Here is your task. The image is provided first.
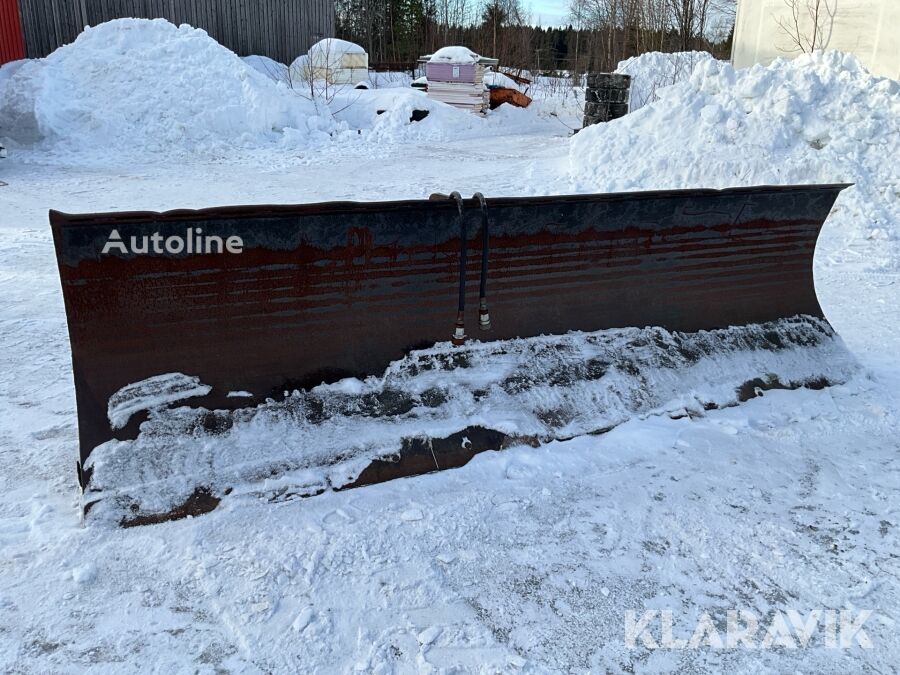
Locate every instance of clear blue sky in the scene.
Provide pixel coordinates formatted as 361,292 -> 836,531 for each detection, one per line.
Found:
529,0 -> 570,27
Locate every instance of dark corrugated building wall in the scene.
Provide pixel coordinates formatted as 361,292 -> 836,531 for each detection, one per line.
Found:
1,0 -> 334,65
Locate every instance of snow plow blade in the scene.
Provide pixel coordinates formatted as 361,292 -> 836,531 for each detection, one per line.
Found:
50,184 -> 852,523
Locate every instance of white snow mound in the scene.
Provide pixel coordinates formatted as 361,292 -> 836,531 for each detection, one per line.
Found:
327,86 -> 555,144
615,50 -> 717,110
572,51 -> 900,262
242,54 -> 290,84
428,46 -> 480,64
0,18 -> 331,156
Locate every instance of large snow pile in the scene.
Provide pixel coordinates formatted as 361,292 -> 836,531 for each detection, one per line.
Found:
0,59 -> 26,92
572,51 -> 900,263
0,19 -> 332,157
616,50 -> 717,110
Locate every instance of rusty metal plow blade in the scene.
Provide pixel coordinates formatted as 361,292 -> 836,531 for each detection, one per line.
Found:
50,185 -> 856,524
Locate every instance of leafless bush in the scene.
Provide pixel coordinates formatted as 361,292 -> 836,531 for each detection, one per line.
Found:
775,0 -> 836,54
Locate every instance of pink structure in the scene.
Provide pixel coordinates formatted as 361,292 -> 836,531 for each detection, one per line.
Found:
426,62 -> 477,83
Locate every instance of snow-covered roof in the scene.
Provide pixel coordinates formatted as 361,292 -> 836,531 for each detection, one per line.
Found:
308,38 -> 366,57
428,46 -> 480,64
306,38 -> 368,71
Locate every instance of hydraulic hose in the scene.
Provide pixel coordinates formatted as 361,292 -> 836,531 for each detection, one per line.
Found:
450,192 -> 467,345
473,192 -> 491,331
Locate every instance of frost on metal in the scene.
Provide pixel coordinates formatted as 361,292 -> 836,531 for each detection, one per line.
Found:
107,372 -> 212,430
86,316 -> 858,524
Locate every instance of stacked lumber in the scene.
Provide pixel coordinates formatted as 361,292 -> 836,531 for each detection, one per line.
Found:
423,46 -> 495,113
426,73 -> 489,111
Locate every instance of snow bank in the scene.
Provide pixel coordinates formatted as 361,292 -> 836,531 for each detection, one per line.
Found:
85,316 -> 856,524
328,86 -> 556,144
572,51 -> 900,262
0,19 -> 332,157
615,50 -> 717,110
330,87 -> 436,129
242,54 -> 290,84
332,87 -> 484,141
484,71 -> 521,90
429,46 -> 480,64
369,71 -> 414,89
0,59 -> 27,92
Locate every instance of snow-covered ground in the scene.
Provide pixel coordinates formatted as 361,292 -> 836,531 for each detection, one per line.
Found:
1,21 -> 899,673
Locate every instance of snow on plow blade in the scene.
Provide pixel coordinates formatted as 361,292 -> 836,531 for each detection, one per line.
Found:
51,185 -> 854,523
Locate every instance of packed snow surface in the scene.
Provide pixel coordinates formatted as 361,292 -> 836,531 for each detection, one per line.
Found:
615,50 -> 717,110
428,46 -> 481,64
0,19 -> 330,157
574,51 -> 900,267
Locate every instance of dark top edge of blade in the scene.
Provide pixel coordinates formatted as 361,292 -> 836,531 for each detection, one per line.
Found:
48,183 -> 853,228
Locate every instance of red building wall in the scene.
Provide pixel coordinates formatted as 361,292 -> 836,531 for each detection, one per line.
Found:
0,0 -> 25,65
